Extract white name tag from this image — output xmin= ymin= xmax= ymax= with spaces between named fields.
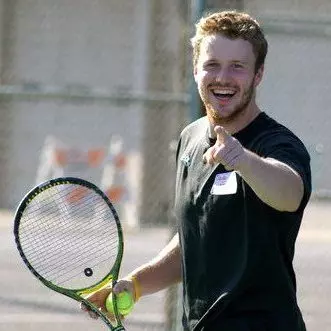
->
xmin=211 ymin=171 xmax=237 ymax=195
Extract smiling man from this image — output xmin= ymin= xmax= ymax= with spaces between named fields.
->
xmin=83 ymin=11 xmax=312 ymax=331
xmin=195 ymin=34 xmax=259 ymax=127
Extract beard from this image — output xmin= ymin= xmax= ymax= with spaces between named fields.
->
xmin=202 ymin=79 xmax=255 ymax=126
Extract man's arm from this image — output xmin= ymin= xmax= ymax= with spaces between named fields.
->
xmin=204 ymin=126 xmax=304 ymax=212
xmin=128 ymin=233 xmax=182 ymax=297
xmin=82 ymin=233 xmax=181 ymax=319
xmin=237 ymin=151 xmax=304 ymax=212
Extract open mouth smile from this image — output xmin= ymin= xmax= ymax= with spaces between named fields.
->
xmin=210 ymin=88 xmax=237 ymax=104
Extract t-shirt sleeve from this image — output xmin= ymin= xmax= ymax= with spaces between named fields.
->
xmin=259 ymin=130 xmax=312 ymax=211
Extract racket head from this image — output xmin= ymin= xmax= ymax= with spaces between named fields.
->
xmin=13 ymin=177 xmax=125 ymax=330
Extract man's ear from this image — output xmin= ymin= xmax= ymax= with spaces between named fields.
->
xmin=254 ymin=64 xmax=264 ymax=87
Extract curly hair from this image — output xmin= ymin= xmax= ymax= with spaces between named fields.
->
xmin=191 ymin=11 xmax=268 ymax=72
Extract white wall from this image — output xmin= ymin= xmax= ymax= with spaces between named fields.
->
xmin=258 ymin=31 xmax=331 ymax=197
xmin=4 ymin=0 xmax=149 ymax=212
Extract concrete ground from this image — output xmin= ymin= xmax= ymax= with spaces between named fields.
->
xmin=0 ymin=200 xmax=330 ymax=330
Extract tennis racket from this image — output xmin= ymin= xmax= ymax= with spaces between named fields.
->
xmin=13 ymin=176 xmax=126 ymax=330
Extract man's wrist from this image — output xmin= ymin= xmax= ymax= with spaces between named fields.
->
xmin=129 ymin=275 xmax=141 ymax=302
xmin=235 ymin=148 xmax=253 ymax=173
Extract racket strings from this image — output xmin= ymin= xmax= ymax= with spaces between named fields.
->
xmin=22 ymin=224 xmax=117 ymax=279
xmin=20 ymin=206 xmax=118 ymax=258
xmin=21 ymin=185 xmax=102 ymax=227
xmin=44 ymin=248 xmax=119 ymax=286
xmin=20 ymin=197 xmax=115 ymax=260
xmin=21 ymin=212 xmax=118 ymax=287
xmin=18 ymin=183 xmax=121 ymax=289
xmin=21 ymin=223 xmax=119 ymax=268
xmin=37 ymin=230 xmax=118 ymax=283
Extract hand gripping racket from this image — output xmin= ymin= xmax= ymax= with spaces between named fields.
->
xmin=13 ymin=177 xmax=126 ymax=330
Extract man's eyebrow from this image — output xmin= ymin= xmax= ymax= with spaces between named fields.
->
xmin=231 ymin=60 xmax=249 ymax=64
xmin=204 ymin=58 xmax=218 ymax=62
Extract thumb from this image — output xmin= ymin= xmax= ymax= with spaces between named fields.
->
xmin=214 ymin=126 xmax=230 ymax=145
xmin=113 ymin=279 xmax=134 ymax=296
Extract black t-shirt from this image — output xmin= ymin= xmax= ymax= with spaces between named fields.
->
xmin=174 ymin=112 xmax=311 ymax=331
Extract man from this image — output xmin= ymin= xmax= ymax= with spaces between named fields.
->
xmin=83 ymin=10 xmax=311 ymax=331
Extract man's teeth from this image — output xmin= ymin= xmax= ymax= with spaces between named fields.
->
xmin=213 ymin=89 xmax=235 ymax=97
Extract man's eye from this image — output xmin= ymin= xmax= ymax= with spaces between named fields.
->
xmin=232 ymin=63 xmax=243 ymax=69
xmin=206 ymin=62 xmax=218 ymax=68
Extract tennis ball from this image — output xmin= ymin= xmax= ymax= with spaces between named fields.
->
xmin=105 ymin=291 xmax=134 ymax=316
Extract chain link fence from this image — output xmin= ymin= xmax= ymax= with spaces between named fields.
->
xmin=0 ymin=1 xmax=190 ymax=330
xmin=0 ymin=1 xmax=331 ymax=331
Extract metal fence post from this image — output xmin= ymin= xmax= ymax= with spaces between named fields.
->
xmin=188 ymin=0 xmax=206 ymax=122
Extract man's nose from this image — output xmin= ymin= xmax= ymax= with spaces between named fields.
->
xmin=215 ymin=67 xmax=231 ymax=83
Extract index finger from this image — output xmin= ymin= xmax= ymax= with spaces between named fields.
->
xmin=214 ymin=125 xmax=230 ymax=145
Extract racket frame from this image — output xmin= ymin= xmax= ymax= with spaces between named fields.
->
xmin=14 ymin=177 xmax=125 ymax=330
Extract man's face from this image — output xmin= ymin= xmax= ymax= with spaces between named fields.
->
xmin=194 ymin=34 xmax=263 ymax=125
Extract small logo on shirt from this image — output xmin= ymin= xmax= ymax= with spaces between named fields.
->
xmin=180 ymin=154 xmax=191 ymax=167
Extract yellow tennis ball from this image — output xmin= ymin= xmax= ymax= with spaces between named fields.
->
xmin=105 ymin=291 xmax=134 ymax=316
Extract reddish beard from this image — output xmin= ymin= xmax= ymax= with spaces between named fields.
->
xmin=203 ymin=80 xmax=255 ymax=125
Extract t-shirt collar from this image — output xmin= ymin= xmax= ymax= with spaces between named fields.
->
xmin=205 ymin=112 xmax=267 ymax=146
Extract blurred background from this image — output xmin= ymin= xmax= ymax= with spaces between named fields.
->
xmin=0 ymin=0 xmax=330 ymax=330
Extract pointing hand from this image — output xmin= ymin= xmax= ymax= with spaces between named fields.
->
xmin=203 ymin=126 xmax=246 ymax=170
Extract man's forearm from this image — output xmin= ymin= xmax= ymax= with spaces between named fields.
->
xmin=238 ymin=150 xmax=304 ymax=212
xmin=128 ymin=233 xmax=182 ymax=297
